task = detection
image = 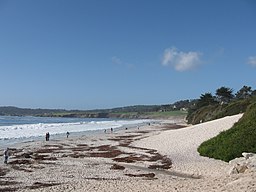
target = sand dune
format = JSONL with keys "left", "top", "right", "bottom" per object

{"left": 133, "top": 114, "right": 243, "bottom": 177}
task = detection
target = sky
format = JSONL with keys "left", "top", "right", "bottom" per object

{"left": 0, "top": 0, "right": 256, "bottom": 110}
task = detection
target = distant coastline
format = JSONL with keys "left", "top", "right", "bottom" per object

{"left": 0, "top": 106, "right": 188, "bottom": 120}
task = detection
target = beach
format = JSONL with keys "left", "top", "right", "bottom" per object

{"left": 1, "top": 114, "right": 255, "bottom": 192}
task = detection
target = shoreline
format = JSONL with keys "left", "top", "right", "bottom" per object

{"left": 1, "top": 115, "right": 255, "bottom": 191}
{"left": 0, "top": 118, "right": 158, "bottom": 151}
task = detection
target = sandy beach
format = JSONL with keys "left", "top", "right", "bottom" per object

{"left": 1, "top": 114, "right": 255, "bottom": 192}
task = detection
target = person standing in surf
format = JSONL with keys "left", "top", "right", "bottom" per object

{"left": 3, "top": 148, "right": 10, "bottom": 164}
{"left": 45, "top": 132, "right": 50, "bottom": 141}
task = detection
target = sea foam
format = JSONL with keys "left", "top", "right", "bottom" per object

{"left": 0, "top": 119, "right": 151, "bottom": 140}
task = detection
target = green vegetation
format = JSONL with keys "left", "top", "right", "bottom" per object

{"left": 183, "top": 85, "right": 256, "bottom": 162}
{"left": 187, "top": 85, "right": 256, "bottom": 124}
{"left": 0, "top": 104, "right": 188, "bottom": 119}
{"left": 112, "top": 111, "right": 186, "bottom": 116}
{"left": 185, "top": 85, "right": 256, "bottom": 162}
{"left": 1, "top": 85, "right": 255, "bottom": 162}
{"left": 143, "top": 110, "right": 187, "bottom": 116}
{"left": 0, "top": 106, "right": 67, "bottom": 116}
{"left": 198, "top": 101, "right": 256, "bottom": 162}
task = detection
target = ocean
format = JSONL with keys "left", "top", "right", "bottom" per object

{"left": 0, "top": 116, "right": 153, "bottom": 149}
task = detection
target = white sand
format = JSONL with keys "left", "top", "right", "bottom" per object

{"left": 133, "top": 114, "right": 243, "bottom": 177}
{"left": 1, "top": 114, "right": 255, "bottom": 192}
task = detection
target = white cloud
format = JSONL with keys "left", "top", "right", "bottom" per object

{"left": 161, "top": 47, "right": 202, "bottom": 72}
{"left": 248, "top": 56, "right": 256, "bottom": 67}
{"left": 111, "top": 56, "right": 135, "bottom": 69}
{"left": 111, "top": 56, "right": 122, "bottom": 65}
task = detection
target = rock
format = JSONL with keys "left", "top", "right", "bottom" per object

{"left": 229, "top": 166, "right": 239, "bottom": 175}
{"left": 229, "top": 164, "right": 248, "bottom": 175}
{"left": 110, "top": 164, "right": 125, "bottom": 170}
{"left": 247, "top": 157, "right": 256, "bottom": 168}
{"left": 236, "top": 164, "right": 248, "bottom": 173}
{"left": 242, "top": 152, "right": 254, "bottom": 159}
{"left": 229, "top": 157, "right": 245, "bottom": 165}
{"left": 228, "top": 153, "right": 256, "bottom": 175}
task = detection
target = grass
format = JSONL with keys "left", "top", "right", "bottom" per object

{"left": 144, "top": 111, "right": 187, "bottom": 116}
{"left": 110, "top": 110, "right": 187, "bottom": 119}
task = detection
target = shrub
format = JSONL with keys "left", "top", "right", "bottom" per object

{"left": 198, "top": 102, "right": 256, "bottom": 162}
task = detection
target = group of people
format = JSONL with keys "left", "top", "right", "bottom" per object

{"left": 104, "top": 128, "right": 114, "bottom": 133}
{"left": 45, "top": 132, "right": 71, "bottom": 141}
{"left": 3, "top": 131, "right": 71, "bottom": 164}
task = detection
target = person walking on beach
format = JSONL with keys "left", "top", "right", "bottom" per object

{"left": 4, "top": 148, "right": 10, "bottom": 164}
{"left": 66, "top": 131, "right": 70, "bottom": 138}
{"left": 45, "top": 132, "right": 50, "bottom": 141}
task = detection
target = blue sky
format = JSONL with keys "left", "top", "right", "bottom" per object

{"left": 0, "top": 0, "right": 255, "bottom": 110}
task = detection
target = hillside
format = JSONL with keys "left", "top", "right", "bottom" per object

{"left": 0, "top": 104, "right": 188, "bottom": 119}
{"left": 198, "top": 101, "right": 256, "bottom": 162}
{"left": 186, "top": 96, "right": 256, "bottom": 125}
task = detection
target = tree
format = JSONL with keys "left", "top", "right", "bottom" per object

{"left": 252, "top": 90, "right": 256, "bottom": 97}
{"left": 216, "top": 87, "right": 234, "bottom": 104}
{"left": 197, "top": 93, "right": 217, "bottom": 108}
{"left": 235, "top": 86, "right": 253, "bottom": 99}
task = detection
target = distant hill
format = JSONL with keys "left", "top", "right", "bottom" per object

{"left": 0, "top": 106, "right": 67, "bottom": 116}
{"left": 0, "top": 101, "right": 190, "bottom": 119}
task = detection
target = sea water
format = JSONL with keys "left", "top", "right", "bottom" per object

{"left": 0, "top": 116, "right": 153, "bottom": 149}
